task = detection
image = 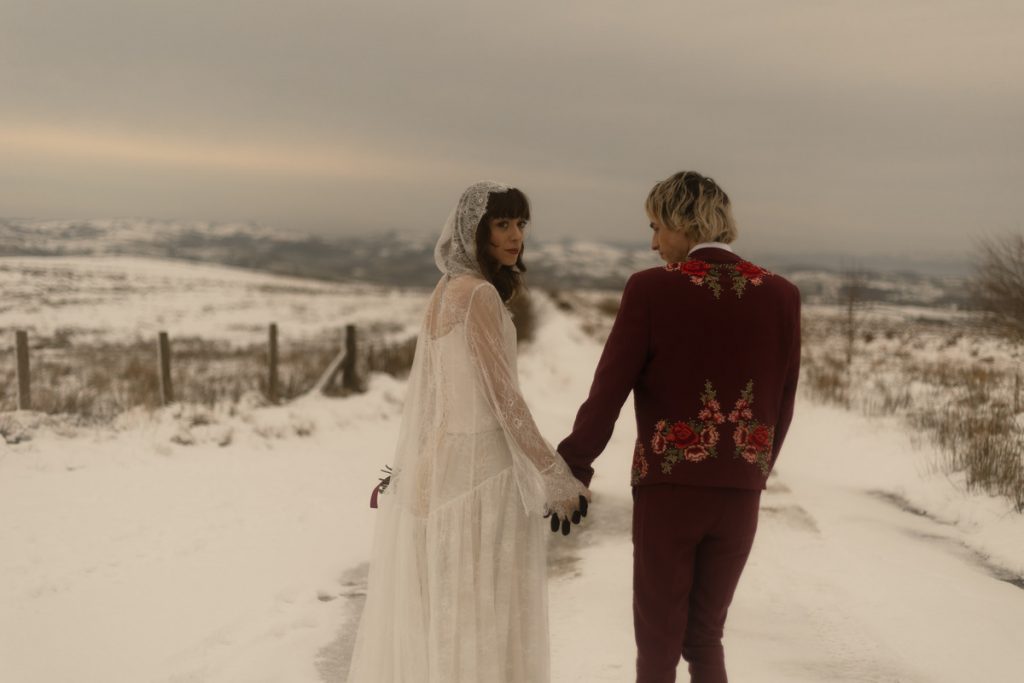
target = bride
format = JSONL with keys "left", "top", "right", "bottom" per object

{"left": 345, "top": 181, "right": 590, "bottom": 683}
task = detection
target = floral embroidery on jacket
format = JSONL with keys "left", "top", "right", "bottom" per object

{"left": 665, "top": 259, "right": 772, "bottom": 299}
{"left": 730, "top": 380, "right": 775, "bottom": 475}
{"left": 652, "top": 380, "right": 775, "bottom": 476}
{"left": 652, "top": 381, "right": 724, "bottom": 474}
{"left": 631, "top": 441, "right": 649, "bottom": 485}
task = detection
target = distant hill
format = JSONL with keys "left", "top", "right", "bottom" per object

{"left": 0, "top": 218, "right": 971, "bottom": 308}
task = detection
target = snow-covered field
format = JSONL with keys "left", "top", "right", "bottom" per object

{"left": 0, "top": 256, "right": 428, "bottom": 349}
{"left": 2, "top": 256, "right": 1023, "bottom": 682}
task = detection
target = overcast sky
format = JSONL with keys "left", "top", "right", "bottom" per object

{"left": 2, "top": 0, "right": 1021, "bottom": 262}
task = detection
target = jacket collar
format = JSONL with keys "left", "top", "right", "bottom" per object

{"left": 687, "top": 244, "right": 741, "bottom": 263}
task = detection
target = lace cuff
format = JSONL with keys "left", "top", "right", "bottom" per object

{"left": 538, "top": 458, "right": 589, "bottom": 517}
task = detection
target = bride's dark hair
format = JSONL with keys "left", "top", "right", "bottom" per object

{"left": 475, "top": 188, "right": 530, "bottom": 302}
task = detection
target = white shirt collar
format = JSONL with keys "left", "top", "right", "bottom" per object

{"left": 688, "top": 241, "right": 734, "bottom": 256}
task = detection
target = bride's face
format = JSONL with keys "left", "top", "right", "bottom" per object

{"left": 486, "top": 217, "right": 528, "bottom": 267}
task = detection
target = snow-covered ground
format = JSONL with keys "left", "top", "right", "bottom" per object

{"left": 2, "top": 257, "right": 1023, "bottom": 682}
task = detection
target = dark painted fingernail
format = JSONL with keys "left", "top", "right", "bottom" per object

{"left": 580, "top": 496, "right": 588, "bottom": 517}
{"left": 561, "top": 518, "right": 570, "bottom": 536}
{"left": 551, "top": 514, "right": 560, "bottom": 533}
{"left": 572, "top": 511, "right": 581, "bottom": 525}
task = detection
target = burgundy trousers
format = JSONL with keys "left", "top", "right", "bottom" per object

{"left": 632, "top": 484, "right": 761, "bottom": 683}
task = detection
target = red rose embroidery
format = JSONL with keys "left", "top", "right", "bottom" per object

{"left": 651, "top": 432, "right": 667, "bottom": 455}
{"left": 735, "top": 261, "right": 767, "bottom": 281}
{"left": 729, "top": 381, "right": 773, "bottom": 475}
{"left": 668, "top": 422, "right": 698, "bottom": 447}
{"left": 655, "top": 380, "right": 773, "bottom": 478}
{"left": 634, "top": 456, "right": 649, "bottom": 479}
{"left": 667, "top": 259, "right": 772, "bottom": 299}
{"left": 682, "top": 260, "right": 712, "bottom": 278}
{"left": 748, "top": 424, "right": 773, "bottom": 451}
{"left": 632, "top": 442, "right": 649, "bottom": 484}
{"left": 733, "top": 424, "right": 748, "bottom": 447}
{"left": 684, "top": 445, "right": 708, "bottom": 462}
{"left": 653, "top": 381, "right": 722, "bottom": 474}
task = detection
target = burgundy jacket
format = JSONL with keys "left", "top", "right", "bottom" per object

{"left": 557, "top": 247, "right": 801, "bottom": 491}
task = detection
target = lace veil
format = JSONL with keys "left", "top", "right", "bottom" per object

{"left": 433, "top": 180, "right": 511, "bottom": 277}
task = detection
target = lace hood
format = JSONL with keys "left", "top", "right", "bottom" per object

{"left": 433, "top": 180, "right": 512, "bottom": 277}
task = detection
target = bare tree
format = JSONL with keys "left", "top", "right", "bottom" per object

{"left": 970, "top": 234, "right": 1024, "bottom": 343}
{"left": 839, "top": 266, "right": 869, "bottom": 369}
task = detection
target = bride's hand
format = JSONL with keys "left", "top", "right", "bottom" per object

{"left": 547, "top": 490, "right": 591, "bottom": 536}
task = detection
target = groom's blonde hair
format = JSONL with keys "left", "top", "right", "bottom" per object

{"left": 645, "top": 171, "right": 738, "bottom": 245}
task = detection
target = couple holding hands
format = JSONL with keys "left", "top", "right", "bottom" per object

{"left": 347, "top": 171, "right": 801, "bottom": 683}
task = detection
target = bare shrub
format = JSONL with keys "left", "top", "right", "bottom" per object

{"left": 23, "top": 342, "right": 162, "bottom": 419}
{"left": 0, "top": 355, "right": 15, "bottom": 412}
{"left": 970, "top": 233, "right": 1024, "bottom": 343}
{"left": 900, "top": 362, "right": 1024, "bottom": 511}
{"left": 508, "top": 291, "right": 537, "bottom": 344}
{"left": 862, "top": 377, "right": 913, "bottom": 416}
{"left": 367, "top": 337, "right": 417, "bottom": 378}
{"left": 545, "top": 288, "right": 574, "bottom": 312}
{"left": 596, "top": 296, "right": 621, "bottom": 318}
{"left": 911, "top": 402, "right": 1024, "bottom": 512}
{"left": 903, "top": 360, "right": 1002, "bottom": 396}
{"left": 802, "top": 353, "right": 848, "bottom": 407}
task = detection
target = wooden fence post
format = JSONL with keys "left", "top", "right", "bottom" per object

{"left": 342, "top": 324, "right": 368, "bottom": 392}
{"left": 157, "top": 331, "right": 174, "bottom": 405}
{"left": 15, "top": 330, "right": 31, "bottom": 411}
{"left": 267, "top": 323, "right": 279, "bottom": 403}
{"left": 1015, "top": 372, "right": 1021, "bottom": 414}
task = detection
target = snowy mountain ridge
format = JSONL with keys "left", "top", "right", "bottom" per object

{"left": 1, "top": 218, "right": 971, "bottom": 307}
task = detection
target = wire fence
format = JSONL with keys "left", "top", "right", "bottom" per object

{"left": 1, "top": 325, "right": 417, "bottom": 420}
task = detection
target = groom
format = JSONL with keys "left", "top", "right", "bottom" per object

{"left": 557, "top": 171, "right": 801, "bottom": 683}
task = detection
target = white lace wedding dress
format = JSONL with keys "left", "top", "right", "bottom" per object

{"left": 345, "top": 182, "right": 586, "bottom": 683}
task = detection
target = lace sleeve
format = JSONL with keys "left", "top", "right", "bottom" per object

{"left": 464, "top": 283, "right": 586, "bottom": 515}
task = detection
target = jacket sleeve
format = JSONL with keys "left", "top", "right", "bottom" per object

{"left": 770, "top": 286, "right": 802, "bottom": 467}
{"left": 464, "top": 282, "right": 583, "bottom": 514}
{"left": 557, "top": 274, "right": 651, "bottom": 486}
